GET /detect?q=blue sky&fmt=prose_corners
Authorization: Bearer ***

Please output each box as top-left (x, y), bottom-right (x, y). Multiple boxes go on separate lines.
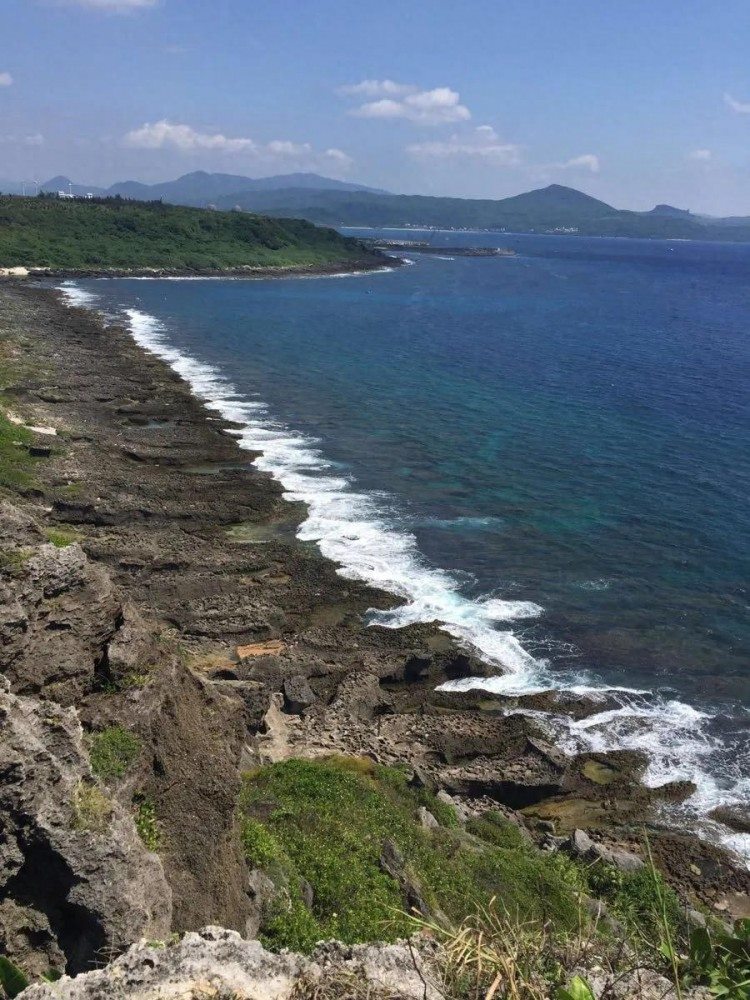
top-left (3, 0), bottom-right (750, 213)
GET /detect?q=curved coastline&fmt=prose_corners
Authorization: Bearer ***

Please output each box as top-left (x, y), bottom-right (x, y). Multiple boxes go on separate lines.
top-left (5, 255), bottom-right (398, 283)
top-left (53, 277), bottom-right (750, 869)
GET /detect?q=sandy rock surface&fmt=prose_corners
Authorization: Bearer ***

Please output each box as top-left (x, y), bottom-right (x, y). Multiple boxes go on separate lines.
top-left (19, 927), bottom-right (439, 1000)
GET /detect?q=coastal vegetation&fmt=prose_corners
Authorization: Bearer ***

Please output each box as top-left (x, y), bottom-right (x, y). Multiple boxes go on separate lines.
top-left (239, 757), bottom-right (584, 951)
top-left (0, 348), bottom-right (45, 493)
top-left (0, 195), bottom-right (380, 271)
top-left (0, 408), bottom-right (35, 491)
top-left (89, 725), bottom-right (141, 780)
top-left (133, 796), bottom-right (161, 851)
top-left (237, 757), bottom-right (750, 997)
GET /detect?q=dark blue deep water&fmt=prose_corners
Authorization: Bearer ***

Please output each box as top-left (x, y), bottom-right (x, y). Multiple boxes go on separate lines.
top-left (69, 231), bottom-right (750, 855)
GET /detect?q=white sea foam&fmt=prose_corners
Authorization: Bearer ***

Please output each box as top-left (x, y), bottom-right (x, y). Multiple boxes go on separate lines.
top-left (122, 267), bottom-right (397, 281)
top-left (58, 282), bottom-right (100, 308)
top-left (416, 514), bottom-right (505, 531)
top-left (117, 306), bottom-right (547, 685)
top-left (56, 282), bottom-right (750, 864)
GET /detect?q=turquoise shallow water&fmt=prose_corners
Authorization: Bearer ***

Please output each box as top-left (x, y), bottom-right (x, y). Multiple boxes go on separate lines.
top-left (67, 231), bottom-right (750, 854)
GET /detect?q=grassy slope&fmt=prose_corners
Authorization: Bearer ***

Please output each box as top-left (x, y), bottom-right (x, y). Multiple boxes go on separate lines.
top-left (238, 757), bottom-right (682, 957)
top-left (0, 195), bottom-right (377, 270)
top-left (0, 345), bottom-right (41, 493)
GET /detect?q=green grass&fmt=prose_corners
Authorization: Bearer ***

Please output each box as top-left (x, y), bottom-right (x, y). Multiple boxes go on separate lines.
top-left (0, 195), bottom-right (379, 271)
top-left (239, 757), bottom-right (585, 953)
top-left (586, 856), bottom-right (683, 943)
top-left (0, 348), bottom-right (49, 494)
top-left (0, 408), bottom-right (35, 490)
top-left (89, 726), bottom-right (141, 780)
top-left (0, 547), bottom-right (31, 573)
top-left (44, 526), bottom-right (82, 547)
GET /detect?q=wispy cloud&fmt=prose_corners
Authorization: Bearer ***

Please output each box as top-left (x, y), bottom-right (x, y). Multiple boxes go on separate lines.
top-left (0, 133), bottom-right (44, 146)
top-left (122, 120), bottom-right (352, 171)
top-left (337, 79), bottom-right (414, 98)
top-left (559, 153), bottom-right (600, 173)
top-left (724, 92), bottom-right (750, 113)
top-left (407, 125), bottom-right (521, 164)
top-left (0, 72), bottom-right (13, 87)
top-left (688, 148), bottom-right (712, 161)
top-left (341, 81), bottom-right (471, 125)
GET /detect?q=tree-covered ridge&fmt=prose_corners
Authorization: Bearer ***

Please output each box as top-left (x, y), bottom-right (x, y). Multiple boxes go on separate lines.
top-left (213, 183), bottom-right (750, 240)
top-left (0, 195), bottom-right (379, 271)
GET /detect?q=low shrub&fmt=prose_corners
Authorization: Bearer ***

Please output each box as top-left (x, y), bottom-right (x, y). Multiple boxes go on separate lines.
top-left (134, 796), bottom-right (161, 851)
top-left (89, 726), bottom-right (141, 780)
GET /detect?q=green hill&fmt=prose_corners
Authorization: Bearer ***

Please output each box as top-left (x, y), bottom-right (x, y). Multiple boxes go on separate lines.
top-left (213, 184), bottom-right (750, 241)
top-left (0, 195), bottom-right (381, 272)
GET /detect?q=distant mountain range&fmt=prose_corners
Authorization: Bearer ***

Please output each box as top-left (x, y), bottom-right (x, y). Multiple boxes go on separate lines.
top-left (3, 171), bottom-right (750, 241)
top-left (36, 171), bottom-right (386, 202)
top-left (213, 183), bottom-right (750, 241)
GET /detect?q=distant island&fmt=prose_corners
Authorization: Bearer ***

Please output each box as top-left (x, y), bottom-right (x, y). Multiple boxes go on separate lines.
top-left (4, 171), bottom-right (749, 242)
top-left (0, 195), bottom-right (384, 275)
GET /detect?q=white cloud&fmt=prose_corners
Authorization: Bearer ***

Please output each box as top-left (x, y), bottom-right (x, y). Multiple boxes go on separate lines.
top-left (724, 92), bottom-right (750, 113)
top-left (322, 147), bottom-right (354, 169)
top-left (0, 72), bottom-right (13, 87)
top-left (688, 148), bottom-right (712, 161)
top-left (122, 120), bottom-right (352, 171)
top-left (343, 83), bottom-right (471, 125)
top-left (559, 153), bottom-right (600, 173)
top-left (60, 0), bottom-right (157, 9)
top-left (407, 125), bottom-right (521, 165)
top-left (337, 79), bottom-right (415, 98)
top-left (124, 120), bottom-right (255, 152)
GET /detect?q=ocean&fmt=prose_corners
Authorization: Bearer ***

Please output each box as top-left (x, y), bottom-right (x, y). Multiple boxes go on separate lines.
top-left (60, 230), bottom-right (750, 860)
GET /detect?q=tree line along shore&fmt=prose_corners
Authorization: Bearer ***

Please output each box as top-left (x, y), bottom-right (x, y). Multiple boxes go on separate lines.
top-left (0, 194), bottom-right (386, 275)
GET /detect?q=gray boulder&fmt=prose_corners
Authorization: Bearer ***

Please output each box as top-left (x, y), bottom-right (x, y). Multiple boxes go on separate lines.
top-left (282, 674), bottom-right (316, 714)
top-left (418, 806), bottom-right (440, 830)
top-left (569, 829), bottom-right (644, 872)
top-left (331, 671), bottom-right (392, 720)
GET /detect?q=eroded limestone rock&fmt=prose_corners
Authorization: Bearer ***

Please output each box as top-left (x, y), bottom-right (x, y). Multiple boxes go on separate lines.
top-left (0, 678), bottom-right (172, 974)
top-left (19, 926), bottom-right (440, 1000)
top-left (0, 538), bottom-right (121, 704)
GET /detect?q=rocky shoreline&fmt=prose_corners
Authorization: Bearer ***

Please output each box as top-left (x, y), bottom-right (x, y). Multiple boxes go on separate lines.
top-left (2, 255), bottom-right (395, 281)
top-left (0, 281), bottom-right (747, 993)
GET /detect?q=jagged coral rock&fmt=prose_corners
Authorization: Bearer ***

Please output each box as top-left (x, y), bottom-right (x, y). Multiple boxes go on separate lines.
top-left (0, 538), bottom-right (121, 703)
top-left (19, 926), bottom-right (440, 999)
top-left (0, 678), bottom-right (172, 974)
